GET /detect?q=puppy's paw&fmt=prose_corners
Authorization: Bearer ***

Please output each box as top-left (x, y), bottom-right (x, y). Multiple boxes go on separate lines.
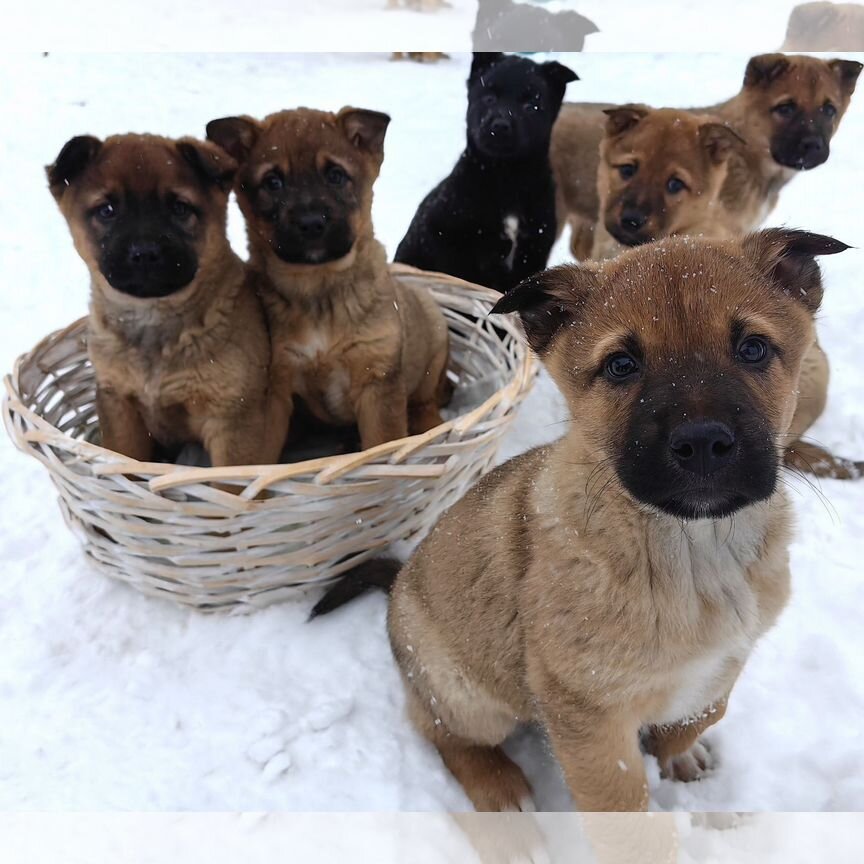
top-left (661, 739), bottom-right (714, 782)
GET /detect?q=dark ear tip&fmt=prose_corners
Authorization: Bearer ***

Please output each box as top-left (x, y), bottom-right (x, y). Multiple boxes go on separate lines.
top-left (490, 293), bottom-right (517, 315)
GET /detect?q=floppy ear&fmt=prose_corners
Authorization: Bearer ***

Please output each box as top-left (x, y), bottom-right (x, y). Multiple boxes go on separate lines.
top-left (46, 135), bottom-right (102, 200)
top-left (829, 59), bottom-right (863, 95)
top-left (176, 138), bottom-right (238, 192)
top-left (699, 122), bottom-right (747, 165)
top-left (541, 61), bottom-right (579, 89)
top-left (603, 104), bottom-right (650, 137)
top-left (470, 52), bottom-right (504, 81)
top-left (742, 228), bottom-right (850, 313)
top-left (205, 116), bottom-right (260, 164)
top-left (338, 107), bottom-right (391, 157)
top-left (743, 53), bottom-right (790, 88)
top-left (491, 265), bottom-right (595, 355)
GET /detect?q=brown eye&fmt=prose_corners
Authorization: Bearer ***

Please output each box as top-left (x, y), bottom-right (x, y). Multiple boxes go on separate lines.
top-left (772, 101), bottom-right (797, 118)
top-left (618, 164), bottom-right (636, 180)
top-left (325, 164), bottom-right (349, 187)
top-left (263, 173), bottom-right (284, 192)
top-left (666, 176), bottom-right (686, 194)
top-left (171, 199), bottom-right (193, 220)
top-left (822, 102), bottom-right (837, 119)
top-left (96, 202), bottom-right (116, 221)
top-left (737, 336), bottom-right (770, 365)
top-left (605, 352), bottom-right (640, 381)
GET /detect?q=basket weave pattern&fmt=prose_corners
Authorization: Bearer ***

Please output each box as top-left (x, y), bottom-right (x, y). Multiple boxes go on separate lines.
top-left (3, 267), bottom-right (535, 611)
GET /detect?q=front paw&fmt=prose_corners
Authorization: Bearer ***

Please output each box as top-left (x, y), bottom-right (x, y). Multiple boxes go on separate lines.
top-left (660, 739), bottom-right (714, 782)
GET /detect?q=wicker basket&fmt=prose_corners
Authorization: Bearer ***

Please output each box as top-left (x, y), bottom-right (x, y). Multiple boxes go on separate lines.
top-left (2, 265), bottom-right (535, 612)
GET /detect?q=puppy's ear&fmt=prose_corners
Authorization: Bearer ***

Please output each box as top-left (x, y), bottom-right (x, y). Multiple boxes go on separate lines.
top-left (337, 108), bottom-right (391, 156)
top-left (743, 228), bottom-right (850, 313)
top-left (177, 138), bottom-right (238, 193)
top-left (492, 265), bottom-right (595, 355)
top-left (699, 122), bottom-right (746, 164)
top-left (743, 53), bottom-right (790, 87)
top-left (205, 116), bottom-right (260, 164)
top-left (572, 12), bottom-right (600, 35)
top-left (603, 104), bottom-right (649, 137)
top-left (470, 52), bottom-right (504, 81)
top-left (829, 59), bottom-right (863, 95)
top-left (540, 61), bottom-right (579, 92)
top-left (46, 135), bottom-right (102, 200)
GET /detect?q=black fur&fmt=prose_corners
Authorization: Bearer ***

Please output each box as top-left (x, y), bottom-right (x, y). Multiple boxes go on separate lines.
top-left (309, 558), bottom-right (402, 619)
top-left (473, 0), bottom-right (598, 52)
top-left (395, 53), bottom-right (577, 293)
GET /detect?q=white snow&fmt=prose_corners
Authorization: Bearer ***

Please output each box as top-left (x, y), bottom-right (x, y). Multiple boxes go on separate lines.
top-left (1, 49), bottom-right (863, 814)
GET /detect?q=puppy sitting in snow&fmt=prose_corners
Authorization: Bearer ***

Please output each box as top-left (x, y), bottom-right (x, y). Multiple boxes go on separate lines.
top-left (47, 133), bottom-right (281, 467)
top-left (319, 228), bottom-right (848, 811)
top-left (395, 52), bottom-right (577, 293)
top-left (207, 107), bottom-right (451, 452)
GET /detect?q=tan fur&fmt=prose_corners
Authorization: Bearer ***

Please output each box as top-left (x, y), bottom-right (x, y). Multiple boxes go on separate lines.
top-left (391, 52), bottom-right (449, 63)
top-left (209, 108), bottom-right (450, 452)
top-left (388, 231), bottom-right (827, 812)
top-left (48, 134), bottom-right (279, 467)
top-left (551, 54), bottom-right (860, 259)
top-left (782, 2), bottom-right (864, 50)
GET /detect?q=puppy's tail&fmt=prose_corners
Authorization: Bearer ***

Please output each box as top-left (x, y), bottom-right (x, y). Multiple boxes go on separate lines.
top-left (784, 440), bottom-right (864, 481)
top-left (309, 557), bottom-right (402, 619)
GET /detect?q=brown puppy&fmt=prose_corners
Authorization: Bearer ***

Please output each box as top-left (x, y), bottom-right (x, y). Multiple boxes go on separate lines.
top-left (782, 2), bottom-right (864, 50)
top-left (592, 105), bottom-right (747, 259)
top-left (47, 133), bottom-right (279, 467)
top-left (207, 108), bottom-right (450, 452)
top-left (552, 53), bottom-right (862, 260)
top-left (387, 229), bottom-right (848, 812)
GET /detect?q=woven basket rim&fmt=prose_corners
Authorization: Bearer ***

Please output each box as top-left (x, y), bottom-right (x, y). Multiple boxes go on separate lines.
top-left (3, 265), bottom-right (533, 491)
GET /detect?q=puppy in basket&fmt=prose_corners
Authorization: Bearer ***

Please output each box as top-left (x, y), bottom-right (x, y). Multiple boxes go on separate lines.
top-left (47, 133), bottom-right (281, 467)
top-left (207, 107), bottom-right (451, 452)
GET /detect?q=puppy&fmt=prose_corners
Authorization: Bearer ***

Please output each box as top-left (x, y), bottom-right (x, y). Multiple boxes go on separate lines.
top-left (207, 107), bottom-right (450, 452)
top-left (552, 53), bottom-right (862, 260)
top-left (385, 229), bottom-right (848, 812)
top-left (472, 0), bottom-right (598, 52)
top-left (591, 106), bottom-right (747, 259)
top-left (782, 2), bottom-right (864, 50)
top-left (396, 52), bottom-right (578, 293)
top-left (47, 133), bottom-right (280, 467)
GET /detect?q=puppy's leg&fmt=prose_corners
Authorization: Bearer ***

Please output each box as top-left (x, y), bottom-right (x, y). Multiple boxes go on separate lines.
top-left (406, 687), bottom-right (532, 812)
top-left (354, 381), bottom-right (408, 449)
top-left (204, 413), bottom-right (281, 467)
top-left (408, 350), bottom-right (450, 435)
top-left (568, 216), bottom-right (596, 261)
top-left (641, 698), bottom-right (728, 782)
top-left (542, 703), bottom-right (649, 811)
top-left (96, 388), bottom-right (154, 461)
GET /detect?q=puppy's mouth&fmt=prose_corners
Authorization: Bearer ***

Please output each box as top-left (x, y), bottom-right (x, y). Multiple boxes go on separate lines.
top-left (772, 143), bottom-right (829, 172)
top-left (652, 491), bottom-right (759, 521)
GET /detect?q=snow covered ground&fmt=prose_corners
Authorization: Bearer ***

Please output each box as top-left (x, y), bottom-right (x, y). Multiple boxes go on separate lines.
top-left (1, 49), bottom-right (863, 814)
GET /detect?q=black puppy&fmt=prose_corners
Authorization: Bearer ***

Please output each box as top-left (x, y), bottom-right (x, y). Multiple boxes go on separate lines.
top-left (395, 52), bottom-right (577, 293)
top-left (473, 0), bottom-right (598, 52)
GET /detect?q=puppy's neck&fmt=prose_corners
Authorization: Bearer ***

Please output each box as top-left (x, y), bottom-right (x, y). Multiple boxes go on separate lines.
top-left (253, 232), bottom-right (389, 319)
top-left (90, 243), bottom-right (245, 347)
top-left (462, 142), bottom-right (552, 175)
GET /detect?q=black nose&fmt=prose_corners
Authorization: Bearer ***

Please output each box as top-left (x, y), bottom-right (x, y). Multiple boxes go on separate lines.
top-left (490, 117), bottom-right (512, 137)
top-left (127, 242), bottom-right (162, 266)
top-left (620, 209), bottom-right (647, 231)
top-left (799, 136), bottom-right (825, 156)
top-left (669, 421), bottom-right (737, 476)
top-left (296, 212), bottom-right (328, 238)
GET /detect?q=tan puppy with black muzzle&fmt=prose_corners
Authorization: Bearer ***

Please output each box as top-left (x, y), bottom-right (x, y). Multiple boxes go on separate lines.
top-left (591, 105), bottom-right (748, 260)
top-left (207, 107), bottom-right (451, 453)
top-left (47, 133), bottom-right (281, 468)
top-left (386, 229), bottom-right (848, 812)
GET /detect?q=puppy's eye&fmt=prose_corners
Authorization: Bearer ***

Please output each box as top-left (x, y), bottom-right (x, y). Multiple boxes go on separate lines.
top-left (772, 101), bottom-right (797, 118)
top-left (737, 336), bottom-right (770, 365)
top-left (325, 164), bottom-right (349, 187)
top-left (618, 164), bottom-right (637, 180)
top-left (95, 202), bottom-right (116, 221)
top-left (666, 176), bottom-right (686, 194)
top-left (171, 199), bottom-right (193, 220)
top-left (605, 352), bottom-right (641, 381)
top-left (263, 173), bottom-right (284, 192)
top-left (483, 93), bottom-right (497, 106)
top-left (822, 102), bottom-right (838, 119)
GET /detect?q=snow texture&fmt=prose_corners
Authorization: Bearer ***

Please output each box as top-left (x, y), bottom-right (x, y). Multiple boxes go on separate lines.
top-left (1, 49), bottom-right (863, 812)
